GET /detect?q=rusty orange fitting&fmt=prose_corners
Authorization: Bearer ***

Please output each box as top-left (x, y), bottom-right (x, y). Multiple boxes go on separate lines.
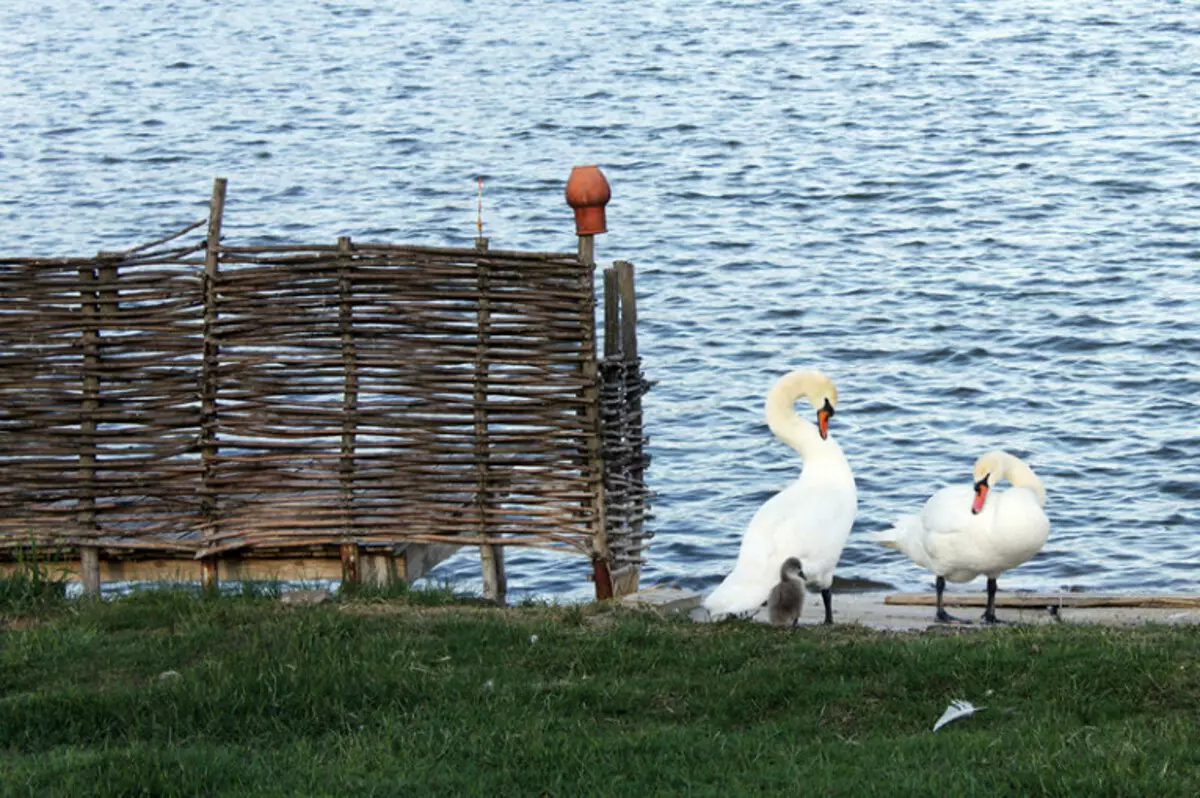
top-left (565, 165), bottom-right (611, 235)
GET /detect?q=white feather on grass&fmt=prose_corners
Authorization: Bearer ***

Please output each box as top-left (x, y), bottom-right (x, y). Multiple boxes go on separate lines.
top-left (932, 700), bottom-right (984, 732)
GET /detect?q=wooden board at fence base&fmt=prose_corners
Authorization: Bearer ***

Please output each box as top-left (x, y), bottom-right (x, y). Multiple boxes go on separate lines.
top-left (0, 555), bottom-right (348, 584)
top-left (0, 541), bottom-right (462, 589)
top-left (886, 592), bottom-right (1200, 609)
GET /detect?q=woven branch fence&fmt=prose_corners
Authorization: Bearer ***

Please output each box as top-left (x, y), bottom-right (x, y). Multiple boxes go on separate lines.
top-left (0, 179), bottom-right (651, 599)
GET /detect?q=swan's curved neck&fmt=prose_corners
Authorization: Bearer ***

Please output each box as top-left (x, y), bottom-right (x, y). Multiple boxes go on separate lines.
top-left (1000, 454), bottom-right (1046, 506)
top-left (765, 372), bottom-right (825, 458)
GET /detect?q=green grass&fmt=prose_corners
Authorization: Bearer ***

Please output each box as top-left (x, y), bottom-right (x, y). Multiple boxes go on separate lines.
top-left (0, 555), bottom-right (69, 616)
top-left (1, 589), bottom-right (1198, 797)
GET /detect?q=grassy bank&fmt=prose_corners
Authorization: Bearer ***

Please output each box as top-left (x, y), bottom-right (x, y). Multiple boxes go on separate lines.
top-left (2, 583), bottom-right (1199, 797)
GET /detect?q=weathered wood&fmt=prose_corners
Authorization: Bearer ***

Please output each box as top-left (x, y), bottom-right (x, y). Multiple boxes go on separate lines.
top-left (615, 261), bottom-right (638, 360)
top-left (613, 260), bottom-right (644, 598)
top-left (360, 551), bottom-right (398, 587)
top-left (885, 592), bottom-right (1200, 609)
top-left (0, 555), bottom-right (350, 583)
top-left (0, 182), bottom-right (635, 601)
top-left (78, 264), bottom-right (100, 539)
top-left (577, 234), bottom-right (595, 268)
top-left (480, 543), bottom-right (507, 604)
top-left (79, 546), bottom-right (101, 596)
top-left (338, 236), bottom-right (358, 538)
top-left (200, 558), bottom-right (219, 592)
top-left (576, 239), bottom-right (610, 599)
top-left (603, 267), bottom-right (619, 358)
top-left (474, 239), bottom-right (506, 604)
top-left (340, 542), bottom-right (360, 585)
top-left (200, 177), bottom-right (227, 551)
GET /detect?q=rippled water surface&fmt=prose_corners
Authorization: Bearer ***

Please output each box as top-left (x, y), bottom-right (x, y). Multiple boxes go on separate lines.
top-left (3, 0), bottom-right (1197, 599)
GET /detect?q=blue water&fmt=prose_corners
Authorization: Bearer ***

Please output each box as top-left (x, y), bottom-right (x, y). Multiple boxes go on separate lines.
top-left (3, 0), bottom-right (1198, 599)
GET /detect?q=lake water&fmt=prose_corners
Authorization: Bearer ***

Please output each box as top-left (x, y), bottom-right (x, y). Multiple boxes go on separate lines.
top-left (2, 0), bottom-right (1197, 600)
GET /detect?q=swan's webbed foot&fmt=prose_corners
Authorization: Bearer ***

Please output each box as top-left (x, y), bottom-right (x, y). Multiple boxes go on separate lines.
top-left (935, 608), bottom-right (971, 625)
top-left (821, 588), bottom-right (834, 625)
top-left (981, 610), bottom-right (1007, 625)
top-left (933, 576), bottom-right (969, 624)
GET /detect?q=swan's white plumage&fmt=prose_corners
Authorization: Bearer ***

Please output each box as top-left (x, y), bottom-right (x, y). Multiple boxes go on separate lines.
top-left (872, 451), bottom-right (1049, 584)
top-left (703, 370), bottom-right (857, 618)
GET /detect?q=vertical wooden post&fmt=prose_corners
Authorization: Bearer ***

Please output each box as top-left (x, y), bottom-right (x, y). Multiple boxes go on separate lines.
top-left (78, 263), bottom-right (101, 596)
top-left (474, 237), bottom-right (506, 603)
top-left (578, 235), bottom-right (611, 600)
top-left (80, 546), bottom-right (101, 597)
top-left (613, 261), bottom-right (643, 597)
top-left (201, 558), bottom-right (219, 594)
top-left (603, 267), bottom-right (619, 359)
top-left (337, 236), bottom-right (359, 546)
top-left (200, 177), bottom-right (227, 592)
top-left (340, 543), bottom-right (360, 587)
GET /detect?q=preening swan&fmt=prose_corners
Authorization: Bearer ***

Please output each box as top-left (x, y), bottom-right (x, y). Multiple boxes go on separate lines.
top-left (870, 450), bottom-right (1049, 624)
top-left (702, 370), bottom-right (858, 624)
top-left (767, 557), bottom-right (806, 627)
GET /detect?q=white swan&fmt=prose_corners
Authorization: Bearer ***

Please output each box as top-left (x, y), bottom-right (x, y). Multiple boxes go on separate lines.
top-left (703, 370), bottom-right (858, 624)
top-left (870, 450), bottom-right (1049, 624)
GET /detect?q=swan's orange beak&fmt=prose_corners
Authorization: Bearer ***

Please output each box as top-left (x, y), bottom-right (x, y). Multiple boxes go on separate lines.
top-left (971, 479), bottom-right (989, 515)
top-left (817, 399), bottom-right (834, 440)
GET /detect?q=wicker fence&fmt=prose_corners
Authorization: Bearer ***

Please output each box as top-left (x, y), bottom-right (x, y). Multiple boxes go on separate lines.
top-left (0, 179), bottom-right (650, 599)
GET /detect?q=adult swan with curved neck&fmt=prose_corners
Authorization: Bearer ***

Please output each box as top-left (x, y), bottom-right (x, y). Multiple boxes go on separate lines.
top-left (871, 450), bottom-right (1049, 624)
top-left (703, 369), bottom-right (858, 624)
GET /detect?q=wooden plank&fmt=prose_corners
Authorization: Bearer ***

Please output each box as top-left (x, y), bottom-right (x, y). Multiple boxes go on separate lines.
top-left (886, 592), bottom-right (1200, 609)
top-left (360, 552), bottom-right (398, 587)
top-left (0, 556), bottom-right (350, 583)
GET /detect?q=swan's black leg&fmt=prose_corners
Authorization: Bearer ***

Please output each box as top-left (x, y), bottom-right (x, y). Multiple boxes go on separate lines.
top-left (935, 576), bottom-right (967, 624)
top-left (981, 577), bottom-right (1005, 624)
top-left (821, 588), bottom-right (834, 625)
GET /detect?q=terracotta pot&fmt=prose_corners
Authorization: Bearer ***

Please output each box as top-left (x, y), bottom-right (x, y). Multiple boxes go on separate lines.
top-left (565, 165), bottom-right (611, 235)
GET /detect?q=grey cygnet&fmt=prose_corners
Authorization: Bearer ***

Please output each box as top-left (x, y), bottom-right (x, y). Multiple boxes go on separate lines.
top-left (767, 557), bottom-right (806, 627)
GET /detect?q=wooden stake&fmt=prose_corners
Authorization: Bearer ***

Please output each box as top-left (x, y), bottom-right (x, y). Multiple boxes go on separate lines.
top-left (474, 238), bottom-right (506, 604)
top-left (340, 543), bottom-right (360, 586)
top-left (80, 545), bottom-right (101, 597)
top-left (201, 557), bottom-right (219, 593)
top-left (613, 261), bottom-right (643, 597)
top-left (78, 262), bottom-right (102, 582)
top-left (200, 177), bottom-right (227, 550)
top-left (603, 267), bottom-right (619, 358)
top-left (578, 238), bottom-right (610, 600)
top-left (338, 236), bottom-right (358, 539)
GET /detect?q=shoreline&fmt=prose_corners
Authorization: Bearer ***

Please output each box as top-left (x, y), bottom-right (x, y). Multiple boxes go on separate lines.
top-left (625, 586), bottom-right (1200, 631)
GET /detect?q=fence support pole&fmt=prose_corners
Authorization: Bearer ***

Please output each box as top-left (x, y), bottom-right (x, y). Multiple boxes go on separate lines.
top-left (614, 261), bottom-right (643, 597)
top-left (340, 543), bottom-right (360, 588)
top-left (200, 177), bottom-right (227, 591)
top-left (579, 234), bottom-right (611, 600)
top-left (474, 236), bottom-right (506, 604)
top-left (337, 236), bottom-right (361, 563)
top-left (78, 263), bottom-right (102, 595)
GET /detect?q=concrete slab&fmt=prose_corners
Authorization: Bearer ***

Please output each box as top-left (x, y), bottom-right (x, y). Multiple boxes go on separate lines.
top-left (656, 587), bottom-right (1200, 631)
top-left (620, 585), bottom-right (704, 617)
